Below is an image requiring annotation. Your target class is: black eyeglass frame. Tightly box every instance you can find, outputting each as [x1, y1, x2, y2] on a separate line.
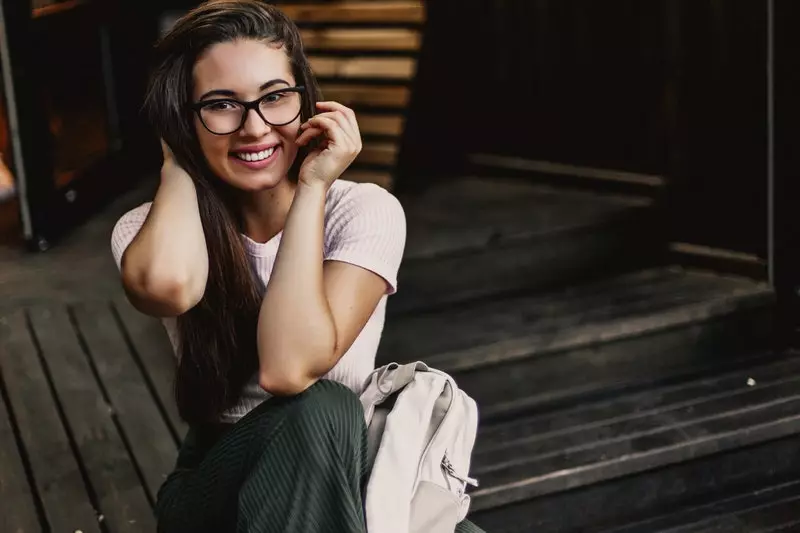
[189, 85, 307, 135]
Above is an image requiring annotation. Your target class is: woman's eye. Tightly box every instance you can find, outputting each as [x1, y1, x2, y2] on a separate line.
[264, 92, 284, 104]
[207, 101, 236, 112]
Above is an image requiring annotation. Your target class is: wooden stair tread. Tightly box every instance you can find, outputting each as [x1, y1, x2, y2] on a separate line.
[380, 268, 773, 371]
[401, 177, 652, 260]
[607, 478, 800, 532]
[468, 353, 800, 512]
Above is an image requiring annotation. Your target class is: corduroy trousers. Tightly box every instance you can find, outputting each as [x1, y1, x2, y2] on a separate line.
[155, 379, 485, 533]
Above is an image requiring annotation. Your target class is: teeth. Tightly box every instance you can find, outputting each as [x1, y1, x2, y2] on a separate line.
[235, 146, 276, 162]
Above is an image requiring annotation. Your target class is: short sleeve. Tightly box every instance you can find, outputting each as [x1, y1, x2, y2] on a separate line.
[110, 203, 152, 270]
[324, 184, 407, 294]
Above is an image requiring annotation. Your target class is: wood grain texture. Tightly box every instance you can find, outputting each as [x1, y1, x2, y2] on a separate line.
[0, 310, 100, 533]
[319, 84, 410, 108]
[28, 306, 155, 532]
[310, 56, 415, 80]
[0, 372, 40, 533]
[112, 297, 188, 441]
[301, 28, 420, 51]
[72, 302, 178, 502]
[279, 2, 424, 24]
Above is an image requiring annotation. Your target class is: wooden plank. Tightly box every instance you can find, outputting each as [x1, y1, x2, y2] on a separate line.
[310, 56, 415, 80]
[112, 297, 188, 440]
[468, 153, 666, 188]
[0, 310, 100, 533]
[358, 114, 404, 136]
[320, 83, 410, 108]
[357, 141, 398, 166]
[280, 2, 424, 24]
[300, 28, 420, 51]
[28, 306, 155, 532]
[72, 302, 178, 502]
[0, 373, 40, 533]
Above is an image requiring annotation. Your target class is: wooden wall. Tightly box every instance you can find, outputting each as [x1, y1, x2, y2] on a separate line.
[278, 1, 424, 189]
[398, 0, 770, 261]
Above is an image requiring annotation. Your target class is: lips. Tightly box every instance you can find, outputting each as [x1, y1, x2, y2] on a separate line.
[229, 143, 281, 170]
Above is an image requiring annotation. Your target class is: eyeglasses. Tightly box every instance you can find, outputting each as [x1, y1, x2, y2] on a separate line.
[190, 86, 306, 135]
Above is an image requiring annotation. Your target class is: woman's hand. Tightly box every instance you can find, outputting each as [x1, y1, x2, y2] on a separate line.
[160, 139, 192, 184]
[296, 101, 362, 189]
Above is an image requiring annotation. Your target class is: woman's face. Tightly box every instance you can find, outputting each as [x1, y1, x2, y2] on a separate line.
[192, 39, 302, 192]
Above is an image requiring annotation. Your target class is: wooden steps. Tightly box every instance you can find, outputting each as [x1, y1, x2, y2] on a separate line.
[380, 267, 774, 421]
[607, 479, 800, 532]
[382, 175, 786, 530]
[468, 353, 800, 532]
[468, 153, 667, 198]
[390, 177, 660, 315]
[281, 1, 425, 190]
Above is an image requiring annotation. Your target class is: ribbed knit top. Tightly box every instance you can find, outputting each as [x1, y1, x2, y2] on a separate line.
[111, 179, 407, 423]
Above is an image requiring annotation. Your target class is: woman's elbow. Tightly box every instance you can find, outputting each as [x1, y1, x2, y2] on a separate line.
[258, 370, 317, 397]
[121, 263, 202, 317]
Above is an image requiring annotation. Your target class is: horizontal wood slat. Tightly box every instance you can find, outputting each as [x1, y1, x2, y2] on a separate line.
[300, 28, 420, 51]
[287, 1, 426, 190]
[359, 114, 404, 136]
[357, 141, 399, 166]
[319, 84, 410, 108]
[280, 2, 424, 24]
[310, 56, 415, 80]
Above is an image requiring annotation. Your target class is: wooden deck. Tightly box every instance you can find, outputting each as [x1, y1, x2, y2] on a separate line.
[0, 298, 184, 533]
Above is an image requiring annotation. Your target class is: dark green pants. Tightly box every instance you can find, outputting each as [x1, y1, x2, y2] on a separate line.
[155, 380, 485, 533]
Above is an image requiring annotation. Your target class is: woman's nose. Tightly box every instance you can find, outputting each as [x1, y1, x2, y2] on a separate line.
[240, 108, 272, 137]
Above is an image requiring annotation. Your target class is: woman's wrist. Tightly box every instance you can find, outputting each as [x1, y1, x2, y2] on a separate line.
[296, 177, 330, 196]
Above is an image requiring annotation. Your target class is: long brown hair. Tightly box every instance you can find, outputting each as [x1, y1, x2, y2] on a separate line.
[141, 0, 321, 425]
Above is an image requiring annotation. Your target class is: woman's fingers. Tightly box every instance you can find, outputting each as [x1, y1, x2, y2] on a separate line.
[302, 110, 358, 148]
[315, 101, 360, 138]
[296, 126, 325, 147]
[301, 115, 354, 152]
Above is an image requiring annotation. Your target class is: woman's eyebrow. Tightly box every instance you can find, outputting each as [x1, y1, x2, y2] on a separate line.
[197, 78, 291, 101]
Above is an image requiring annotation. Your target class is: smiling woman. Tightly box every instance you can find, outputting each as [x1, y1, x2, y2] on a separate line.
[107, 1, 480, 532]
[186, 40, 308, 192]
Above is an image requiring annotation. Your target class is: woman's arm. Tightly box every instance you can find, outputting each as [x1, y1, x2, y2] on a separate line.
[257, 101, 391, 395]
[120, 143, 209, 317]
[256, 180, 389, 396]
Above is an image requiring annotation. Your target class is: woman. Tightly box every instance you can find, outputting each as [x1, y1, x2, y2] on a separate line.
[111, 1, 484, 531]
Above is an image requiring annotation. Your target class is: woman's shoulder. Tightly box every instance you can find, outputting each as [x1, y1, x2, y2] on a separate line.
[325, 179, 404, 221]
[110, 202, 153, 268]
[323, 180, 407, 293]
[115, 202, 153, 226]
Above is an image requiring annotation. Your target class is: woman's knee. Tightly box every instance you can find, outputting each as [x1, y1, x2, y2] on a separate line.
[292, 379, 365, 437]
[243, 380, 367, 475]
[242, 379, 365, 461]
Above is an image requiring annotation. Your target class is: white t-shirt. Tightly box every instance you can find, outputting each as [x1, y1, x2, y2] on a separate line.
[111, 179, 407, 423]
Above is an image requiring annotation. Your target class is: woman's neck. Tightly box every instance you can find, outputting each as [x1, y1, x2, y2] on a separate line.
[238, 179, 298, 243]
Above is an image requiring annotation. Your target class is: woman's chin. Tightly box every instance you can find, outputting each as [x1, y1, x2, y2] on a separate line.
[224, 168, 288, 192]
